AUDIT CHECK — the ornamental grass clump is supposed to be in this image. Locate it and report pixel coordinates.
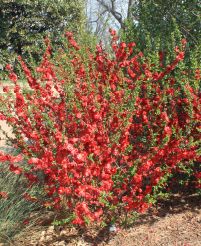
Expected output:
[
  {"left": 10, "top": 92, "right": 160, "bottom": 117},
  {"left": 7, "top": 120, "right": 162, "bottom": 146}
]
[
  {"left": 0, "top": 148, "right": 49, "bottom": 244},
  {"left": 0, "top": 30, "right": 200, "bottom": 228}
]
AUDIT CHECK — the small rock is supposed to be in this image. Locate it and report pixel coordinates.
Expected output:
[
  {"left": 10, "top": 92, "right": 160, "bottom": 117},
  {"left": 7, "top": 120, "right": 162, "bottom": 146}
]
[{"left": 109, "top": 227, "right": 117, "bottom": 232}]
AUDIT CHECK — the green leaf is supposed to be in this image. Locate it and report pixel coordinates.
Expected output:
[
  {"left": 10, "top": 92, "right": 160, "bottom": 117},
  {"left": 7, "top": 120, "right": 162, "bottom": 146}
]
[
  {"left": 102, "top": 221, "right": 107, "bottom": 227},
  {"left": 111, "top": 217, "right": 116, "bottom": 226}
]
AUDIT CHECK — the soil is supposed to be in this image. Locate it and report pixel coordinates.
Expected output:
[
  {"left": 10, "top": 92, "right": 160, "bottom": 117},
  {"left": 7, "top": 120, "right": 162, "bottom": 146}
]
[{"left": 13, "top": 186, "right": 201, "bottom": 246}]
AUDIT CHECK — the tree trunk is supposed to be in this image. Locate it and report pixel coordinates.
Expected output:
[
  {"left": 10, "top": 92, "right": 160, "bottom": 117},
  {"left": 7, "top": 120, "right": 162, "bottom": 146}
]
[
  {"left": 127, "top": 0, "right": 135, "bottom": 20},
  {"left": 17, "top": 40, "right": 22, "bottom": 55}
]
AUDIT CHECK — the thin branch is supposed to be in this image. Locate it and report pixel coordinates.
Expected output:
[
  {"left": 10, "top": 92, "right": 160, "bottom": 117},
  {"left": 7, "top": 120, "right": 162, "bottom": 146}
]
[
  {"left": 166, "top": 9, "right": 199, "bottom": 44},
  {"left": 96, "top": 0, "right": 125, "bottom": 30},
  {"left": 87, "top": 9, "right": 108, "bottom": 24},
  {"left": 190, "top": 11, "right": 200, "bottom": 18}
]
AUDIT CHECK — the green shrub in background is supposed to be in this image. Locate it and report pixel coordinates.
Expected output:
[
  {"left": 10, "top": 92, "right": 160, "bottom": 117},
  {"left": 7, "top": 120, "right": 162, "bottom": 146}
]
[
  {"left": 119, "top": 0, "right": 201, "bottom": 72},
  {"left": 0, "top": 0, "right": 97, "bottom": 80}
]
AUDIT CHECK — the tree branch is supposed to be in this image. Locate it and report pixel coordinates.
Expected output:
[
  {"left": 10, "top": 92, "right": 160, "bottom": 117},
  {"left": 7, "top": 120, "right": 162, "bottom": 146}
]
[
  {"left": 127, "top": 0, "right": 135, "bottom": 20},
  {"left": 87, "top": 9, "right": 108, "bottom": 24},
  {"left": 96, "top": 0, "right": 125, "bottom": 30}
]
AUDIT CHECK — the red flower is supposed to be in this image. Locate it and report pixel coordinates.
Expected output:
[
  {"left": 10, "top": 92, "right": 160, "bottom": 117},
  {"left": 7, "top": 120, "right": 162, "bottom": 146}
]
[
  {"left": 138, "top": 52, "right": 143, "bottom": 57},
  {"left": 54, "top": 196, "right": 60, "bottom": 203},
  {"left": 9, "top": 72, "right": 18, "bottom": 82},
  {"left": 3, "top": 86, "right": 9, "bottom": 93},
  {"left": 65, "top": 31, "right": 73, "bottom": 39},
  {"left": 43, "top": 201, "right": 51, "bottom": 208},
  {"left": 0, "top": 192, "right": 9, "bottom": 198},
  {"left": 64, "top": 187, "right": 71, "bottom": 195},
  {"left": 6, "top": 64, "right": 12, "bottom": 71},
  {"left": 175, "top": 51, "right": 185, "bottom": 61},
  {"left": 54, "top": 204, "right": 60, "bottom": 210},
  {"left": 181, "top": 38, "right": 186, "bottom": 45},
  {"left": 45, "top": 38, "right": 50, "bottom": 44},
  {"left": 67, "top": 201, "right": 73, "bottom": 207},
  {"left": 109, "top": 29, "right": 116, "bottom": 36},
  {"left": 57, "top": 186, "right": 65, "bottom": 194}
]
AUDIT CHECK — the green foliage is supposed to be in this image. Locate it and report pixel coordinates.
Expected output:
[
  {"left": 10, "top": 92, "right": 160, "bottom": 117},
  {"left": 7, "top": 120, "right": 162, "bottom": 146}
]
[
  {"left": 110, "top": 217, "right": 116, "bottom": 226},
  {"left": 0, "top": 0, "right": 87, "bottom": 79},
  {"left": 120, "top": 0, "right": 201, "bottom": 70},
  {"left": 52, "top": 213, "right": 77, "bottom": 226}
]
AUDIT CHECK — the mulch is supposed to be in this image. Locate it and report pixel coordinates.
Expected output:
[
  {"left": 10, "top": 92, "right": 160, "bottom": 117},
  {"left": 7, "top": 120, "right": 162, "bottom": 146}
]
[{"left": 12, "top": 184, "right": 201, "bottom": 246}]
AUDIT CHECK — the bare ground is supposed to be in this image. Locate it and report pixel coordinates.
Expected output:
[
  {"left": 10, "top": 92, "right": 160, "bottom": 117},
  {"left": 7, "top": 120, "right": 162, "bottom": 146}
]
[{"left": 12, "top": 185, "right": 201, "bottom": 246}]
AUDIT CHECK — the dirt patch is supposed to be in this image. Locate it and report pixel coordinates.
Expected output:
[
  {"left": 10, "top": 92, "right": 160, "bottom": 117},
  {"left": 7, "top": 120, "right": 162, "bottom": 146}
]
[{"left": 12, "top": 188, "right": 201, "bottom": 246}]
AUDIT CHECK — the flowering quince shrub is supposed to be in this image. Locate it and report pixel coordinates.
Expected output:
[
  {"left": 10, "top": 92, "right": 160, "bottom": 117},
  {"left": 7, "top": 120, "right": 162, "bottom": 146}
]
[{"left": 0, "top": 29, "right": 201, "bottom": 227}]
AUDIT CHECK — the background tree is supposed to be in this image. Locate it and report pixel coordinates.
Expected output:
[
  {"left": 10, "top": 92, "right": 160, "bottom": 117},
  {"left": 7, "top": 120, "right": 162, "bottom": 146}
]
[
  {"left": 85, "top": 0, "right": 133, "bottom": 49},
  {"left": 85, "top": 0, "right": 112, "bottom": 46},
  {"left": 0, "top": 0, "right": 87, "bottom": 79},
  {"left": 89, "top": 0, "right": 200, "bottom": 71},
  {"left": 120, "top": 0, "right": 201, "bottom": 70}
]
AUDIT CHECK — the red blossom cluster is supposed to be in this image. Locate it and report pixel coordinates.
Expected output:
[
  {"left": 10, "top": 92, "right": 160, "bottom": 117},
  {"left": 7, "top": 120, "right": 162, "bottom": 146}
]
[{"left": 0, "top": 31, "right": 201, "bottom": 226}]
